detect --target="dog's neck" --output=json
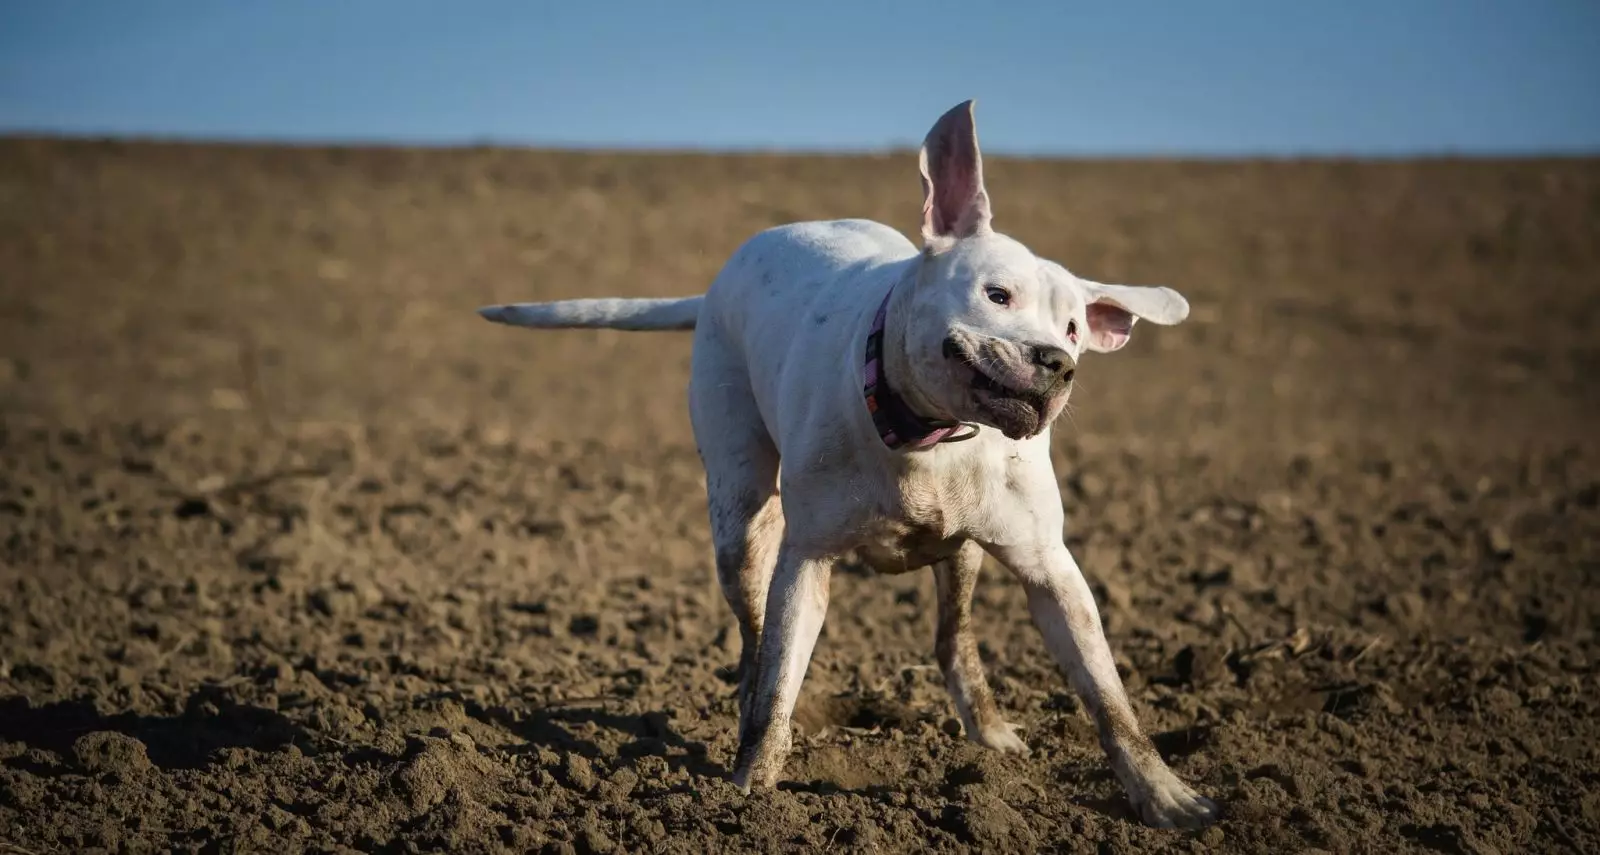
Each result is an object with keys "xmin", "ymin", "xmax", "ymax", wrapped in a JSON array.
[{"xmin": 864, "ymin": 266, "xmax": 977, "ymax": 451}]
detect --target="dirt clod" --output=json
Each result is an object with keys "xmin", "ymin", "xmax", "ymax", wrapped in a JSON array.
[{"xmin": 71, "ymin": 731, "xmax": 152, "ymax": 778}]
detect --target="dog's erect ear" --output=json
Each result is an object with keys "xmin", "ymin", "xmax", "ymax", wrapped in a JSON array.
[
  {"xmin": 919, "ymin": 100, "xmax": 992, "ymax": 245},
  {"xmin": 1080, "ymin": 282, "xmax": 1190, "ymax": 353}
]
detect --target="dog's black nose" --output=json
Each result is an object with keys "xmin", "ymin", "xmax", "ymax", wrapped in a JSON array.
[{"xmin": 1031, "ymin": 345, "xmax": 1076, "ymax": 383}]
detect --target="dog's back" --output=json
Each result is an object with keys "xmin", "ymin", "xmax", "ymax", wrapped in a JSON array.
[
  {"xmin": 698, "ymin": 219, "xmax": 920, "ymax": 445},
  {"xmin": 704, "ymin": 219, "xmax": 913, "ymax": 349}
]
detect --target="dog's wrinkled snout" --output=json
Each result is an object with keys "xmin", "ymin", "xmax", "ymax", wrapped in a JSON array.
[{"xmin": 1031, "ymin": 344, "xmax": 1076, "ymax": 385}]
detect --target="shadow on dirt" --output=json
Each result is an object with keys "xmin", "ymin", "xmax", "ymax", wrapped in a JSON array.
[
  {"xmin": 0, "ymin": 685, "xmax": 307, "ymax": 773},
  {"xmin": 1151, "ymin": 723, "xmax": 1219, "ymax": 758},
  {"xmin": 469, "ymin": 700, "xmax": 725, "ymax": 779}
]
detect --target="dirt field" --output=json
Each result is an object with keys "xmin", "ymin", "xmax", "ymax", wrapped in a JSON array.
[{"xmin": 0, "ymin": 138, "xmax": 1597, "ymax": 854}]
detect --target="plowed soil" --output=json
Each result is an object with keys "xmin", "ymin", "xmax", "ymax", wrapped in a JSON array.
[{"xmin": 1, "ymin": 139, "xmax": 1597, "ymax": 854}]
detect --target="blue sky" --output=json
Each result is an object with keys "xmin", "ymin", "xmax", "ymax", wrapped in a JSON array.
[{"xmin": 1, "ymin": 1, "xmax": 1596, "ymax": 156}]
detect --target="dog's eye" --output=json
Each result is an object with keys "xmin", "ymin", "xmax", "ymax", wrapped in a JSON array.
[
  {"xmin": 1066, "ymin": 320, "xmax": 1079, "ymax": 341},
  {"xmin": 985, "ymin": 286, "xmax": 1011, "ymax": 306}
]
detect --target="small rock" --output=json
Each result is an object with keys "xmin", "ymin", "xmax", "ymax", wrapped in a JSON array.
[{"xmin": 1486, "ymin": 526, "xmax": 1513, "ymax": 559}]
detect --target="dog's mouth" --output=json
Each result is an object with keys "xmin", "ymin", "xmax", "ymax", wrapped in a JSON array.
[{"xmin": 943, "ymin": 338, "xmax": 1055, "ymax": 440}]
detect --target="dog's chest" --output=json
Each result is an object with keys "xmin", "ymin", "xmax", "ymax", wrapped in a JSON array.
[
  {"xmin": 851, "ymin": 480, "xmax": 970, "ymax": 574},
  {"xmin": 855, "ymin": 519, "xmax": 963, "ymax": 575}
]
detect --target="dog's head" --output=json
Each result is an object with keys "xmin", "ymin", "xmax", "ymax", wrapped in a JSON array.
[{"xmin": 896, "ymin": 100, "xmax": 1191, "ymax": 440}]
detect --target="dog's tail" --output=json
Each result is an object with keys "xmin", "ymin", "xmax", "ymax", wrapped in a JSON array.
[{"xmin": 477, "ymin": 295, "xmax": 703, "ymax": 331}]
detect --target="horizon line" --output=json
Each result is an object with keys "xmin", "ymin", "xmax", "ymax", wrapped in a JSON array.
[{"xmin": 5, "ymin": 128, "xmax": 1599, "ymax": 163}]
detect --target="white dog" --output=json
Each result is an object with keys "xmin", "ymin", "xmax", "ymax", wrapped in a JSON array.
[{"xmin": 479, "ymin": 101, "xmax": 1218, "ymax": 828}]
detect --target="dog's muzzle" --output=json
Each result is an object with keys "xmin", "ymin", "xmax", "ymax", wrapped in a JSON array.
[{"xmin": 944, "ymin": 336, "xmax": 1071, "ymax": 440}]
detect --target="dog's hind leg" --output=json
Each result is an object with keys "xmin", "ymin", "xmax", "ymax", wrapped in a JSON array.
[
  {"xmin": 934, "ymin": 541, "xmax": 1028, "ymax": 754},
  {"xmin": 732, "ymin": 539, "xmax": 833, "ymax": 790},
  {"xmin": 688, "ymin": 327, "xmax": 784, "ymax": 730},
  {"xmin": 708, "ymin": 480, "xmax": 782, "ymax": 722}
]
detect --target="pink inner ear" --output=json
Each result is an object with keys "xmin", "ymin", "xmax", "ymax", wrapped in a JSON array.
[
  {"xmin": 919, "ymin": 102, "xmax": 991, "ymax": 241},
  {"xmin": 1086, "ymin": 302, "xmax": 1134, "ymax": 351},
  {"xmin": 926, "ymin": 144, "xmax": 982, "ymax": 237}
]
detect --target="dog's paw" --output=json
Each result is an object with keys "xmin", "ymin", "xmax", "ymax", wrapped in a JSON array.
[
  {"xmin": 730, "ymin": 734, "xmax": 791, "ymax": 794},
  {"xmin": 972, "ymin": 721, "xmax": 1030, "ymax": 755},
  {"xmin": 731, "ymin": 762, "xmax": 784, "ymax": 794},
  {"xmin": 1131, "ymin": 773, "xmax": 1219, "ymax": 829}
]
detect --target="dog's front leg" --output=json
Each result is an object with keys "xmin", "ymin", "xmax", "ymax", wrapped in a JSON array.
[
  {"xmin": 989, "ymin": 540, "xmax": 1219, "ymax": 829},
  {"xmin": 730, "ymin": 541, "xmax": 833, "ymax": 791}
]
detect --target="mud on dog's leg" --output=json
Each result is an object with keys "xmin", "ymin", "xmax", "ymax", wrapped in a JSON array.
[
  {"xmin": 934, "ymin": 540, "xmax": 1027, "ymax": 753},
  {"xmin": 688, "ymin": 324, "xmax": 783, "ymax": 734},
  {"xmin": 989, "ymin": 541, "xmax": 1219, "ymax": 829},
  {"xmin": 708, "ymin": 486, "xmax": 782, "ymax": 721},
  {"xmin": 731, "ymin": 542, "xmax": 832, "ymax": 790}
]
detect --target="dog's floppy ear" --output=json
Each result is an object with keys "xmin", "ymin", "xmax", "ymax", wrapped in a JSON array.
[
  {"xmin": 919, "ymin": 100, "xmax": 992, "ymax": 245},
  {"xmin": 1080, "ymin": 281, "xmax": 1190, "ymax": 353}
]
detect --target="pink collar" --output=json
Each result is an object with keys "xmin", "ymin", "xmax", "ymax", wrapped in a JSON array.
[{"xmin": 862, "ymin": 288, "xmax": 978, "ymax": 450}]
